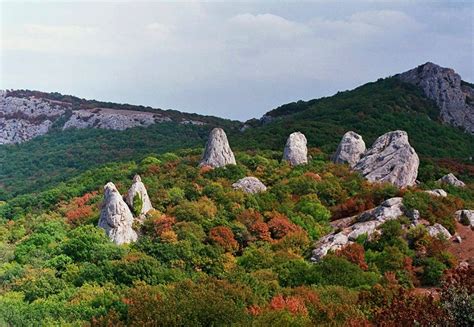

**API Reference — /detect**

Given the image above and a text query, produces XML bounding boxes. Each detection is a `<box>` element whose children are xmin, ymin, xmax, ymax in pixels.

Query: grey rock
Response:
<box><xmin>283</xmin><ymin>132</ymin><xmax>308</xmax><ymax>166</ymax></box>
<box><xmin>455</xmin><ymin>210</ymin><xmax>474</xmax><ymax>228</ymax></box>
<box><xmin>311</xmin><ymin>233</ymin><xmax>349</xmax><ymax>262</ymax></box>
<box><xmin>347</xmin><ymin>221</ymin><xmax>381</xmax><ymax>241</ymax></box>
<box><xmin>427</xmin><ymin>223</ymin><xmax>452</xmax><ymax>239</ymax></box>
<box><xmin>312</xmin><ymin>197</ymin><xmax>405</xmax><ymax>261</ymax></box>
<box><xmin>398</xmin><ymin>62</ymin><xmax>474</xmax><ymax>134</ymax></box>
<box><xmin>199</xmin><ymin>128</ymin><xmax>236</xmax><ymax>168</ymax></box>
<box><xmin>98</xmin><ymin>182</ymin><xmax>138</xmax><ymax>245</ymax></box>
<box><xmin>124</xmin><ymin>175</ymin><xmax>153</xmax><ymax>216</ymax></box>
<box><xmin>424</xmin><ymin>189</ymin><xmax>448</xmax><ymax>197</ymax></box>
<box><xmin>354</xmin><ymin>130</ymin><xmax>419</xmax><ymax>188</ymax></box>
<box><xmin>405</xmin><ymin>208</ymin><xmax>420</xmax><ymax>224</ymax></box>
<box><xmin>454</xmin><ymin>235</ymin><xmax>462</xmax><ymax>243</ymax></box>
<box><xmin>358</xmin><ymin>197</ymin><xmax>405</xmax><ymax>223</ymax></box>
<box><xmin>232</xmin><ymin>177</ymin><xmax>267</xmax><ymax>194</ymax></box>
<box><xmin>332</xmin><ymin>131</ymin><xmax>366</xmax><ymax>168</ymax></box>
<box><xmin>437</xmin><ymin>173</ymin><xmax>466</xmax><ymax>187</ymax></box>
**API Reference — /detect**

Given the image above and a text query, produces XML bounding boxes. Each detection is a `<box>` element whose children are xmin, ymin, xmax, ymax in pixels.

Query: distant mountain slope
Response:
<box><xmin>1</xmin><ymin>63</ymin><xmax>473</xmax><ymax>200</ymax></box>
<box><xmin>0</xmin><ymin>89</ymin><xmax>235</xmax><ymax>144</ymax></box>
<box><xmin>235</xmin><ymin>77</ymin><xmax>473</xmax><ymax>160</ymax></box>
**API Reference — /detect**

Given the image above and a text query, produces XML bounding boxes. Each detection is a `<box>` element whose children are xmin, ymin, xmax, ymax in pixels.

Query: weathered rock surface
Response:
<box><xmin>0</xmin><ymin>90</ymin><xmax>65</xmax><ymax>144</ymax></box>
<box><xmin>0</xmin><ymin>90</ymin><xmax>209</xmax><ymax>144</ymax></box>
<box><xmin>312</xmin><ymin>197</ymin><xmax>405</xmax><ymax>261</ymax></box>
<box><xmin>427</xmin><ymin>223</ymin><xmax>452</xmax><ymax>239</ymax></box>
<box><xmin>424</xmin><ymin>189</ymin><xmax>448</xmax><ymax>197</ymax></box>
<box><xmin>98</xmin><ymin>182</ymin><xmax>138</xmax><ymax>245</ymax></box>
<box><xmin>332</xmin><ymin>131</ymin><xmax>366</xmax><ymax>168</ymax></box>
<box><xmin>455</xmin><ymin>210</ymin><xmax>474</xmax><ymax>228</ymax></box>
<box><xmin>354</xmin><ymin>130</ymin><xmax>419</xmax><ymax>188</ymax></box>
<box><xmin>232</xmin><ymin>177</ymin><xmax>267</xmax><ymax>194</ymax></box>
<box><xmin>124</xmin><ymin>175</ymin><xmax>153</xmax><ymax>216</ymax></box>
<box><xmin>398</xmin><ymin>62</ymin><xmax>474</xmax><ymax>134</ymax></box>
<box><xmin>437</xmin><ymin>173</ymin><xmax>466</xmax><ymax>187</ymax></box>
<box><xmin>283</xmin><ymin>132</ymin><xmax>308</xmax><ymax>166</ymax></box>
<box><xmin>311</xmin><ymin>233</ymin><xmax>349</xmax><ymax>261</ymax></box>
<box><xmin>199</xmin><ymin>128</ymin><xmax>236</xmax><ymax>168</ymax></box>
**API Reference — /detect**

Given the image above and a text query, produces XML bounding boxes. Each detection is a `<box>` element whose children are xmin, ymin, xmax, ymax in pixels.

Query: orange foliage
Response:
<box><xmin>153</xmin><ymin>215</ymin><xmax>176</xmax><ymax>237</ymax></box>
<box><xmin>267</xmin><ymin>213</ymin><xmax>301</xmax><ymax>239</ymax></box>
<box><xmin>209</xmin><ymin>226</ymin><xmax>239</xmax><ymax>253</ymax></box>
<box><xmin>248</xmin><ymin>221</ymin><xmax>272</xmax><ymax>242</ymax></box>
<box><xmin>269</xmin><ymin>294</ymin><xmax>308</xmax><ymax>316</ymax></box>
<box><xmin>335</xmin><ymin>243</ymin><xmax>368</xmax><ymax>270</ymax></box>
<box><xmin>237</xmin><ymin>209</ymin><xmax>264</xmax><ymax>227</ymax></box>
<box><xmin>303</xmin><ymin>172</ymin><xmax>322</xmax><ymax>181</ymax></box>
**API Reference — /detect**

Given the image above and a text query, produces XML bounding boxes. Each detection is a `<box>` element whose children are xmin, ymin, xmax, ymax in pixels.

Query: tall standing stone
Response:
<box><xmin>125</xmin><ymin>174</ymin><xmax>153</xmax><ymax>216</ymax></box>
<box><xmin>98</xmin><ymin>182</ymin><xmax>138</xmax><ymax>245</ymax></box>
<box><xmin>199</xmin><ymin>128</ymin><xmax>236</xmax><ymax>168</ymax></box>
<box><xmin>332</xmin><ymin>131</ymin><xmax>366</xmax><ymax>168</ymax></box>
<box><xmin>354</xmin><ymin>130</ymin><xmax>419</xmax><ymax>188</ymax></box>
<box><xmin>283</xmin><ymin>132</ymin><xmax>308</xmax><ymax>166</ymax></box>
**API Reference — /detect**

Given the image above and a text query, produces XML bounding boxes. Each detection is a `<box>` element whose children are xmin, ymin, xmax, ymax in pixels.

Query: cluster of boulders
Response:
<box><xmin>98</xmin><ymin>174</ymin><xmax>153</xmax><ymax>245</ymax></box>
<box><xmin>332</xmin><ymin>130</ymin><xmax>419</xmax><ymax>188</ymax></box>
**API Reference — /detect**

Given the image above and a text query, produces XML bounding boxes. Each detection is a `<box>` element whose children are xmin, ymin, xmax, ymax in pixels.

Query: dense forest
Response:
<box><xmin>0</xmin><ymin>148</ymin><xmax>473</xmax><ymax>325</ymax></box>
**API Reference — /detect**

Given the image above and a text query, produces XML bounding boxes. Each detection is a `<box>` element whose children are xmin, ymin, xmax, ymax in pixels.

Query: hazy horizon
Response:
<box><xmin>1</xmin><ymin>1</ymin><xmax>473</xmax><ymax>121</ymax></box>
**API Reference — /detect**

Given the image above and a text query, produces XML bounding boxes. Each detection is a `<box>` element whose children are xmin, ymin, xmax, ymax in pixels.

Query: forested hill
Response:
<box><xmin>1</xmin><ymin>66</ymin><xmax>473</xmax><ymax>200</ymax></box>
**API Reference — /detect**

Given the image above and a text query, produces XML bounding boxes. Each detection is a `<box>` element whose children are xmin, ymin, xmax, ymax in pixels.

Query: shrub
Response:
<box><xmin>208</xmin><ymin>226</ymin><xmax>239</xmax><ymax>253</ymax></box>
<box><xmin>421</xmin><ymin>258</ymin><xmax>446</xmax><ymax>286</ymax></box>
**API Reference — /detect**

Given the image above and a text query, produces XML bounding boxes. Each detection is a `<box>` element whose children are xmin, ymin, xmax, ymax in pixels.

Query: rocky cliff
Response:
<box><xmin>397</xmin><ymin>62</ymin><xmax>474</xmax><ymax>134</ymax></box>
<box><xmin>0</xmin><ymin>90</ymin><xmax>209</xmax><ymax>144</ymax></box>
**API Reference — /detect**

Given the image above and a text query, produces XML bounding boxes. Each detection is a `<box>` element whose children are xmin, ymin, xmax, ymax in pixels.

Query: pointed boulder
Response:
<box><xmin>332</xmin><ymin>131</ymin><xmax>366</xmax><ymax>168</ymax></box>
<box><xmin>125</xmin><ymin>174</ymin><xmax>153</xmax><ymax>216</ymax></box>
<box><xmin>283</xmin><ymin>132</ymin><xmax>308</xmax><ymax>166</ymax></box>
<box><xmin>98</xmin><ymin>182</ymin><xmax>137</xmax><ymax>245</ymax></box>
<box><xmin>354</xmin><ymin>131</ymin><xmax>419</xmax><ymax>188</ymax></box>
<box><xmin>199</xmin><ymin>128</ymin><xmax>236</xmax><ymax>168</ymax></box>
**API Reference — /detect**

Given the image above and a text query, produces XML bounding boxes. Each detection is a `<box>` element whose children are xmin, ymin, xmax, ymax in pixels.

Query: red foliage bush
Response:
<box><xmin>66</xmin><ymin>206</ymin><xmax>93</xmax><ymax>225</ymax></box>
<box><xmin>267</xmin><ymin>213</ymin><xmax>300</xmax><ymax>239</ymax></box>
<box><xmin>269</xmin><ymin>295</ymin><xmax>308</xmax><ymax>316</ymax></box>
<box><xmin>237</xmin><ymin>209</ymin><xmax>264</xmax><ymax>227</ymax></box>
<box><xmin>209</xmin><ymin>226</ymin><xmax>239</xmax><ymax>253</ymax></box>
<box><xmin>248</xmin><ymin>221</ymin><xmax>272</xmax><ymax>242</ymax></box>
<box><xmin>335</xmin><ymin>243</ymin><xmax>368</xmax><ymax>270</ymax></box>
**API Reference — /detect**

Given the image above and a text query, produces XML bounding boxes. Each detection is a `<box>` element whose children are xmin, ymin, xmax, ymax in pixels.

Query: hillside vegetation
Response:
<box><xmin>2</xmin><ymin>78</ymin><xmax>472</xmax><ymax>201</ymax></box>
<box><xmin>0</xmin><ymin>148</ymin><xmax>473</xmax><ymax>325</ymax></box>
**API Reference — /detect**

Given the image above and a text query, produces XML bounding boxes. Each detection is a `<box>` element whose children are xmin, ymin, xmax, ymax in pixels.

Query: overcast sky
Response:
<box><xmin>1</xmin><ymin>1</ymin><xmax>472</xmax><ymax>121</ymax></box>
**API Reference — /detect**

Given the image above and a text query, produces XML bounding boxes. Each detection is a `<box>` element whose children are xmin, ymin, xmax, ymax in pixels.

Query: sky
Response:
<box><xmin>1</xmin><ymin>1</ymin><xmax>473</xmax><ymax>121</ymax></box>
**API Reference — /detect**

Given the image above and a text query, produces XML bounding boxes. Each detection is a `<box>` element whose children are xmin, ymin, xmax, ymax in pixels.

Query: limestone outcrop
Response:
<box><xmin>232</xmin><ymin>177</ymin><xmax>267</xmax><ymax>194</ymax></box>
<box><xmin>332</xmin><ymin>131</ymin><xmax>366</xmax><ymax>168</ymax></box>
<box><xmin>398</xmin><ymin>62</ymin><xmax>474</xmax><ymax>134</ymax></box>
<box><xmin>427</xmin><ymin>223</ymin><xmax>452</xmax><ymax>239</ymax></box>
<box><xmin>124</xmin><ymin>175</ymin><xmax>153</xmax><ymax>216</ymax></box>
<box><xmin>199</xmin><ymin>128</ymin><xmax>236</xmax><ymax>168</ymax></box>
<box><xmin>455</xmin><ymin>210</ymin><xmax>474</xmax><ymax>228</ymax></box>
<box><xmin>311</xmin><ymin>197</ymin><xmax>405</xmax><ymax>261</ymax></box>
<box><xmin>283</xmin><ymin>132</ymin><xmax>308</xmax><ymax>166</ymax></box>
<box><xmin>98</xmin><ymin>182</ymin><xmax>138</xmax><ymax>245</ymax></box>
<box><xmin>354</xmin><ymin>131</ymin><xmax>419</xmax><ymax>188</ymax></box>
<box><xmin>437</xmin><ymin>173</ymin><xmax>466</xmax><ymax>187</ymax></box>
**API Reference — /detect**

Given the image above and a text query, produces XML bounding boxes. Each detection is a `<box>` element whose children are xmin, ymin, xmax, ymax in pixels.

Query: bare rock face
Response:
<box><xmin>312</xmin><ymin>197</ymin><xmax>405</xmax><ymax>261</ymax></box>
<box><xmin>232</xmin><ymin>177</ymin><xmax>267</xmax><ymax>194</ymax></box>
<box><xmin>124</xmin><ymin>175</ymin><xmax>153</xmax><ymax>216</ymax></box>
<box><xmin>0</xmin><ymin>90</ymin><xmax>66</xmax><ymax>144</ymax></box>
<box><xmin>424</xmin><ymin>189</ymin><xmax>448</xmax><ymax>197</ymax></box>
<box><xmin>397</xmin><ymin>62</ymin><xmax>474</xmax><ymax>134</ymax></box>
<box><xmin>98</xmin><ymin>182</ymin><xmax>138</xmax><ymax>245</ymax></box>
<box><xmin>311</xmin><ymin>233</ymin><xmax>349</xmax><ymax>262</ymax></box>
<box><xmin>437</xmin><ymin>173</ymin><xmax>466</xmax><ymax>187</ymax></box>
<box><xmin>283</xmin><ymin>132</ymin><xmax>308</xmax><ymax>166</ymax></box>
<box><xmin>354</xmin><ymin>130</ymin><xmax>419</xmax><ymax>188</ymax></box>
<box><xmin>332</xmin><ymin>131</ymin><xmax>366</xmax><ymax>168</ymax></box>
<box><xmin>427</xmin><ymin>223</ymin><xmax>452</xmax><ymax>239</ymax></box>
<box><xmin>199</xmin><ymin>128</ymin><xmax>236</xmax><ymax>168</ymax></box>
<box><xmin>455</xmin><ymin>210</ymin><xmax>474</xmax><ymax>228</ymax></box>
